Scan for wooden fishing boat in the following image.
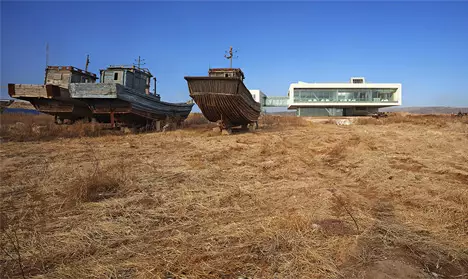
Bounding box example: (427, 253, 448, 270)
(70, 65, 193, 128)
(184, 68, 260, 132)
(8, 66, 97, 122)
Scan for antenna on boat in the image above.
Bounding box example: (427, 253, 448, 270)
(45, 43, 49, 67)
(44, 43, 49, 85)
(224, 46, 238, 68)
(85, 54, 90, 72)
(134, 56, 146, 69)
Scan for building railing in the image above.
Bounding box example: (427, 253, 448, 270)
(262, 96, 289, 107)
(293, 97, 398, 103)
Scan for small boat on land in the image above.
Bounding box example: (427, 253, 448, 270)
(184, 68, 261, 133)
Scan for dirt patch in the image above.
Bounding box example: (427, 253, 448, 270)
(390, 157, 427, 172)
(358, 259, 429, 279)
(313, 219, 357, 236)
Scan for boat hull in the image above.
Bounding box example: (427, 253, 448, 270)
(184, 77, 260, 126)
(69, 83, 193, 123)
(7, 83, 93, 119)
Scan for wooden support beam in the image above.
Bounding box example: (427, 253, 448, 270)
(110, 110, 115, 128)
(155, 120, 161, 132)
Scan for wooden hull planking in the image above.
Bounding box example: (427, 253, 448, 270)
(7, 83, 92, 119)
(69, 83, 193, 121)
(184, 77, 260, 126)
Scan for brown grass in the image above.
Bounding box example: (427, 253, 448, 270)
(66, 161, 129, 204)
(356, 112, 468, 127)
(183, 113, 212, 126)
(0, 113, 114, 142)
(1, 114, 467, 278)
(258, 114, 310, 128)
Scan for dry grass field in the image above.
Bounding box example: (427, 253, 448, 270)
(1, 113, 468, 279)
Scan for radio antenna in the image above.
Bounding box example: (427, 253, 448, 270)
(44, 43, 49, 84)
(224, 46, 238, 68)
(134, 56, 146, 69)
(45, 42, 49, 67)
(85, 54, 90, 71)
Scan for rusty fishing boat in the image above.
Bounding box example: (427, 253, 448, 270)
(69, 65, 193, 129)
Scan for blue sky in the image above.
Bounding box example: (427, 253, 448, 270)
(1, 1, 467, 107)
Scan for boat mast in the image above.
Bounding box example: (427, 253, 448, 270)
(85, 54, 90, 72)
(44, 43, 49, 84)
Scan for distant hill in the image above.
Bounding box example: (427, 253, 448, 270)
(8, 100, 35, 110)
(0, 100, 38, 114)
(381, 106, 468, 114)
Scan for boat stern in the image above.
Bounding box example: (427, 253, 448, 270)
(8, 83, 64, 99)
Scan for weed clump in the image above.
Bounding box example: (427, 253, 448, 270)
(70, 173, 122, 202)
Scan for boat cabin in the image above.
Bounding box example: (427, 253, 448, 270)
(45, 66, 97, 88)
(208, 68, 245, 80)
(100, 65, 154, 95)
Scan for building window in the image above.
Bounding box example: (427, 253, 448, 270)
(114, 73, 119, 80)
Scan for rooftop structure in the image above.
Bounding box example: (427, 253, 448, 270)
(208, 68, 245, 80)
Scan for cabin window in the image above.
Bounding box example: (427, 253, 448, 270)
(114, 73, 119, 80)
(225, 73, 229, 77)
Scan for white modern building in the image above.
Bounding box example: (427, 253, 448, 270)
(249, 89, 266, 103)
(287, 77, 402, 116)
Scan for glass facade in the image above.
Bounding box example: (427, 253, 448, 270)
(297, 107, 378, 117)
(293, 88, 397, 103)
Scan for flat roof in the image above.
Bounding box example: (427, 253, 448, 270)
(102, 65, 153, 77)
(47, 66, 97, 78)
(290, 82, 401, 89)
